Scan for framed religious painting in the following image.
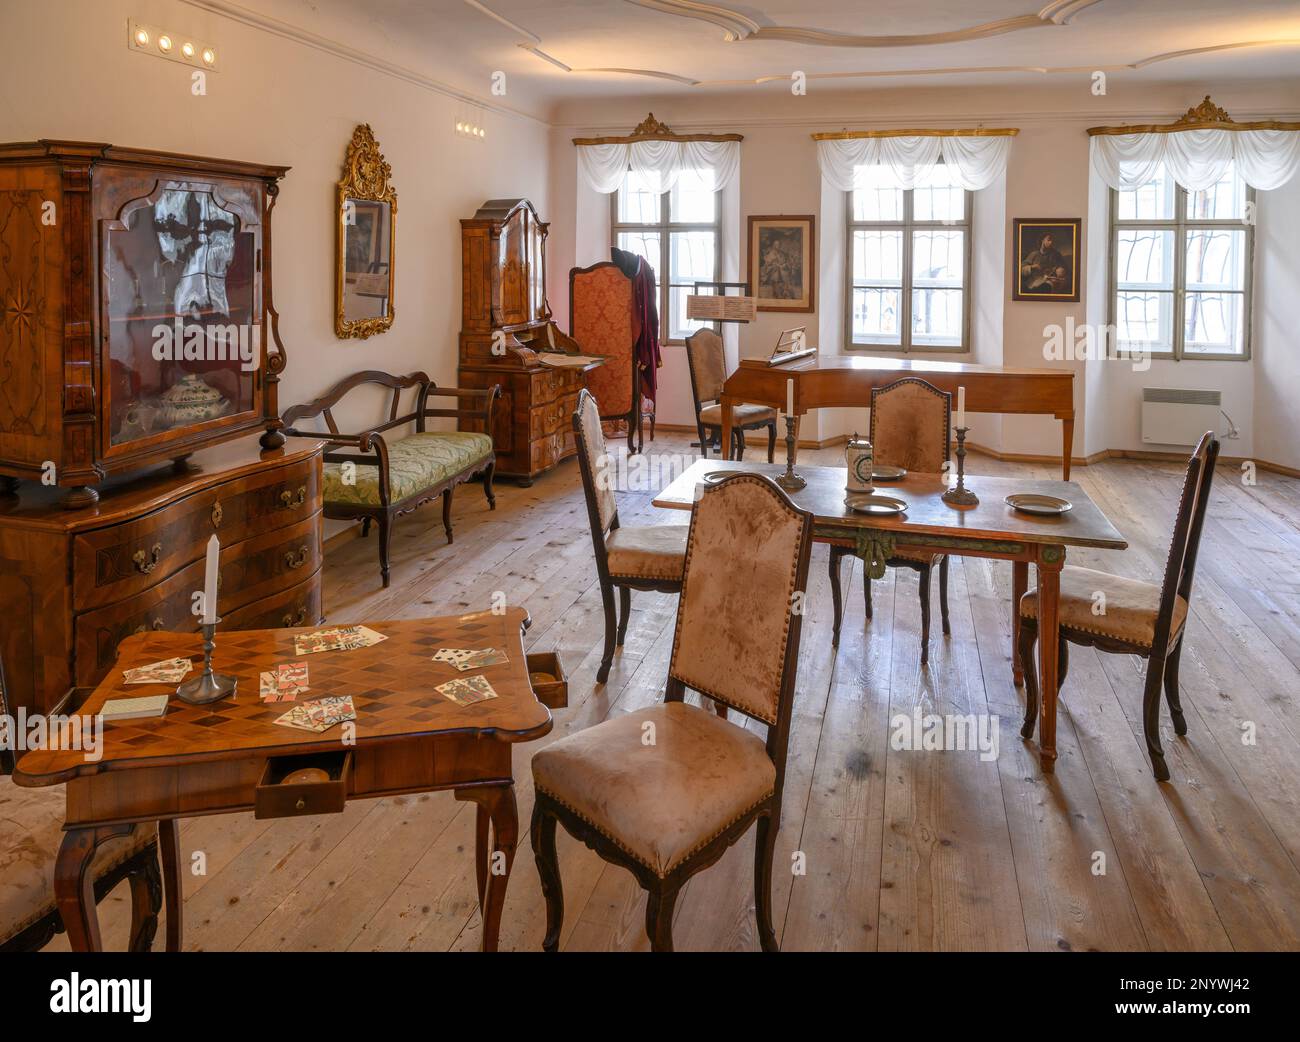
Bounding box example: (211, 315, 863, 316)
(747, 215, 816, 312)
(1012, 218, 1081, 301)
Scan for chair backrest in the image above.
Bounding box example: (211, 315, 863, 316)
(668, 474, 813, 776)
(281, 370, 428, 437)
(0, 653, 12, 776)
(571, 262, 639, 418)
(869, 378, 951, 473)
(572, 389, 618, 543)
(684, 328, 727, 408)
(1151, 431, 1220, 654)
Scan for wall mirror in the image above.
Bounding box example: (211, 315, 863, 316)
(336, 123, 396, 339)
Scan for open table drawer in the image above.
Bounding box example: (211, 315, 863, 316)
(255, 750, 353, 819)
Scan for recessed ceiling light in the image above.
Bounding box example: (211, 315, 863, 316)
(181, 41, 194, 58)
(134, 28, 149, 46)
(158, 34, 172, 52)
(201, 48, 216, 65)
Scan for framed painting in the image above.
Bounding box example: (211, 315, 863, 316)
(747, 215, 816, 312)
(1012, 218, 1081, 301)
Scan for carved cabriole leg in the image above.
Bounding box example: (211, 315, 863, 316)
(530, 802, 563, 952)
(1035, 547, 1065, 773)
(616, 586, 632, 647)
(939, 556, 951, 636)
(455, 784, 518, 951)
(696, 423, 711, 459)
(472, 803, 490, 911)
(1164, 636, 1187, 735)
(734, 429, 746, 461)
(376, 514, 392, 589)
(766, 421, 776, 464)
(482, 461, 496, 510)
(126, 848, 163, 952)
(645, 884, 680, 952)
(360, 517, 372, 538)
(159, 818, 183, 952)
(829, 547, 844, 647)
(720, 397, 735, 462)
(754, 811, 779, 952)
(441, 487, 454, 544)
(864, 569, 872, 620)
(918, 564, 932, 667)
(1012, 561, 1029, 687)
(597, 580, 617, 684)
(1143, 658, 1171, 781)
(55, 824, 132, 951)
(1019, 621, 1039, 739)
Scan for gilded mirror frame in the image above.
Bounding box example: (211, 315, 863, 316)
(336, 123, 397, 339)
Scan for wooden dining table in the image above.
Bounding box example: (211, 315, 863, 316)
(653, 460, 1127, 773)
(12, 608, 560, 952)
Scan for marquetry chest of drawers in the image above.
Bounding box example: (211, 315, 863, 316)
(0, 436, 325, 714)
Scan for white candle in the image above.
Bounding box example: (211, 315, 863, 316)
(203, 534, 219, 624)
(956, 386, 966, 430)
(786, 378, 795, 416)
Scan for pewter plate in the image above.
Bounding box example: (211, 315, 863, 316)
(847, 494, 908, 516)
(1005, 493, 1073, 516)
(872, 464, 907, 481)
(701, 470, 753, 486)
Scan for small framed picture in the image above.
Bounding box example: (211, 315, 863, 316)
(747, 215, 816, 312)
(1012, 218, 1082, 301)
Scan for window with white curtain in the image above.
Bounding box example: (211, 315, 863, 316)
(1110, 161, 1255, 360)
(611, 168, 720, 344)
(846, 164, 971, 352)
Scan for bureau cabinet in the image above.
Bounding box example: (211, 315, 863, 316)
(0, 436, 324, 714)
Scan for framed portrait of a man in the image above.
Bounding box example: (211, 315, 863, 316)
(1012, 218, 1081, 301)
(748, 215, 815, 312)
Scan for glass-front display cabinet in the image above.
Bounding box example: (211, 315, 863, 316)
(0, 142, 289, 507)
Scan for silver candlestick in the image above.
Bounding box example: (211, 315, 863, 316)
(176, 618, 238, 705)
(774, 415, 806, 492)
(942, 426, 979, 507)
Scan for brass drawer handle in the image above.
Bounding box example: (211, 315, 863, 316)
(133, 618, 165, 635)
(279, 486, 307, 509)
(133, 544, 163, 574)
(282, 606, 308, 628)
(284, 546, 310, 570)
(295, 798, 306, 811)
(211, 501, 224, 528)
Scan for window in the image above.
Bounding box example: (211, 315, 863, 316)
(611, 169, 720, 343)
(1110, 163, 1254, 360)
(846, 164, 971, 351)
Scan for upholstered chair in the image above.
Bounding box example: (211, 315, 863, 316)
(531, 473, 813, 951)
(572, 389, 688, 684)
(571, 262, 645, 453)
(830, 378, 952, 663)
(0, 662, 165, 952)
(1020, 432, 1219, 781)
(684, 328, 777, 462)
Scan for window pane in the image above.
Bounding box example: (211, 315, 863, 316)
(851, 168, 903, 221)
(912, 288, 963, 347)
(1189, 166, 1246, 221)
(1117, 164, 1175, 220)
(851, 287, 901, 345)
(670, 231, 715, 282)
(1115, 290, 1174, 353)
(912, 165, 964, 223)
(1185, 228, 1245, 291)
(913, 229, 964, 285)
(1184, 291, 1244, 355)
(670, 169, 716, 223)
(616, 230, 660, 271)
(851, 229, 902, 283)
(668, 286, 713, 341)
(617, 171, 659, 224)
(1116, 228, 1174, 288)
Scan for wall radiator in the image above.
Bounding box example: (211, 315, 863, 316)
(1141, 388, 1221, 446)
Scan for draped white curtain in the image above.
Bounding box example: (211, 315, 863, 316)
(1090, 128, 1300, 191)
(816, 134, 1013, 192)
(576, 138, 741, 194)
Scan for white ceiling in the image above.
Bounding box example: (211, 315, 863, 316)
(263, 0, 1300, 119)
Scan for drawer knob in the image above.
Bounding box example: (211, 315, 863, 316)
(295, 798, 306, 811)
(279, 486, 308, 509)
(284, 546, 310, 570)
(282, 607, 308, 628)
(211, 502, 224, 528)
(133, 618, 165, 635)
(132, 544, 163, 574)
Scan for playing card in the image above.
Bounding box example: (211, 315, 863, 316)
(272, 696, 355, 732)
(435, 674, 500, 707)
(259, 661, 309, 702)
(273, 703, 323, 732)
(432, 647, 508, 671)
(122, 657, 194, 685)
(293, 625, 387, 655)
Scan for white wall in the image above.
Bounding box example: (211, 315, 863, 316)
(1254, 177, 1300, 472)
(0, 0, 551, 434)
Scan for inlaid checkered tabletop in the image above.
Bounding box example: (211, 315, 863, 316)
(14, 607, 551, 785)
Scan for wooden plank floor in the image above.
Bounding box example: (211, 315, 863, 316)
(53, 433, 1300, 952)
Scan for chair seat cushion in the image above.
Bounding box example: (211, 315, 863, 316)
(0, 777, 156, 944)
(604, 525, 689, 582)
(532, 702, 776, 877)
(1019, 565, 1189, 648)
(322, 431, 493, 506)
(699, 403, 777, 426)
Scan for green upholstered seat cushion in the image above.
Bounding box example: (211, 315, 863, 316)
(322, 431, 493, 507)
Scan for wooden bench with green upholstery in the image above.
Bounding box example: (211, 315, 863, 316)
(283, 370, 500, 587)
